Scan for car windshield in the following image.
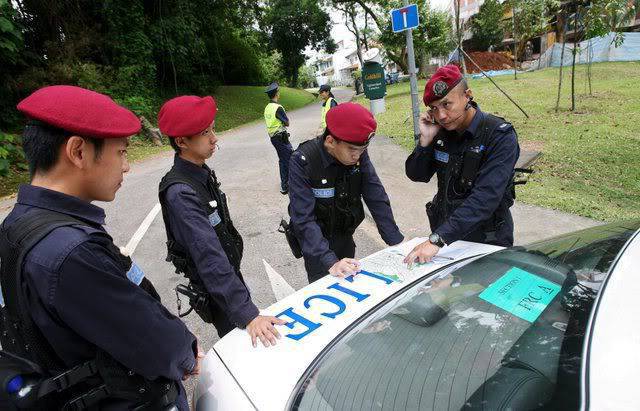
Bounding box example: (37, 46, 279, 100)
(290, 222, 639, 411)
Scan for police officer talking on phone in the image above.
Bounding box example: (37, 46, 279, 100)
(404, 65, 520, 266)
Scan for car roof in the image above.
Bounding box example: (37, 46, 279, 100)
(212, 239, 502, 410)
(582, 225, 640, 410)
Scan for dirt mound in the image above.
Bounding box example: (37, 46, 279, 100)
(464, 51, 514, 73)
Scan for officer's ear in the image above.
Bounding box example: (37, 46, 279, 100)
(174, 136, 189, 150)
(64, 136, 92, 169)
(464, 88, 473, 102)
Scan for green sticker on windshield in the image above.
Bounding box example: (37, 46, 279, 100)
(479, 267, 561, 323)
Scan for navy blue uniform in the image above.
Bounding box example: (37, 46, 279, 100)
(275, 106, 290, 125)
(1, 185, 197, 410)
(163, 156, 259, 331)
(289, 142, 404, 282)
(322, 99, 338, 110)
(405, 106, 519, 246)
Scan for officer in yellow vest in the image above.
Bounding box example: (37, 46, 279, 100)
(319, 84, 338, 130)
(264, 82, 293, 194)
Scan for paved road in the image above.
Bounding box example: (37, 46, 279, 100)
(0, 87, 599, 396)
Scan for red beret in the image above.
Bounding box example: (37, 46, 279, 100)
(326, 102, 376, 145)
(17, 85, 141, 138)
(423, 65, 463, 106)
(158, 95, 217, 138)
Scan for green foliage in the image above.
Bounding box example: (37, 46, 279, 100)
(0, 132, 27, 177)
(263, 0, 335, 87)
(505, 0, 559, 58)
(0, 0, 281, 130)
(260, 51, 287, 84)
(583, 0, 636, 46)
(471, 0, 505, 51)
(298, 65, 317, 88)
(0, 0, 22, 64)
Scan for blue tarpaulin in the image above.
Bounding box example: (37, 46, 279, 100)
(535, 32, 640, 68)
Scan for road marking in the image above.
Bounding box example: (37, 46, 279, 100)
(121, 203, 161, 256)
(263, 259, 295, 301)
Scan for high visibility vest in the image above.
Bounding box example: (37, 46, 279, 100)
(264, 102, 285, 137)
(320, 97, 335, 129)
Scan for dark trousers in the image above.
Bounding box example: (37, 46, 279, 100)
(303, 234, 356, 283)
(270, 133, 293, 191)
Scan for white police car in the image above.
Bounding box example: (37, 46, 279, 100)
(194, 222, 640, 410)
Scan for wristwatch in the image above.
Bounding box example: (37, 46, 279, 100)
(428, 232, 445, 248)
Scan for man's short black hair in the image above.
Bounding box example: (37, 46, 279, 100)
(459, 78, 469, 93)
(169, 137, 181, 154)
(22, 121, 104, 177)
(267, 89, 278, 99)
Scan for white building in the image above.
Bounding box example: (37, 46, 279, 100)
(309, 39, 361, 87)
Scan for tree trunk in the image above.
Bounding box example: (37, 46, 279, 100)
(555, 38, 566, 113)
(570, 12, 578, 111)
(454, 0, 467, 75)
(419, 51, 429, 78)
(348, 6, 364, 67)
(363, 13, 369, 50)
(139, 116, 163, 146)
(587, 38, 592, 95)
(512, 7, 517, 80)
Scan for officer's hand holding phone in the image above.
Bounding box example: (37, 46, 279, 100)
(246, 315, 287, 348)
(418, 110, 441, 147)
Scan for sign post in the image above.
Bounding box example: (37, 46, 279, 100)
(362, 50, 386, 115)
(391, 2, 421, 144)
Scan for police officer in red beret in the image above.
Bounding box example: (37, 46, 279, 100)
(404, 65, 520, 266)
(157, 95, 285, 348)
(0, 85, 200, 410)
(286, 102, 404, 283)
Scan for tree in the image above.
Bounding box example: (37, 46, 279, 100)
(471, 0, 504, 51)
(298, 64, 317, 88)
(333, 2, 366, 67)
(262, 0, 335, 87)
(582, 0, 636, 96)
(0, 0, 24, 128)
(505, 0, 559, 61)
(335, 0, 453, 74)
(554, 0, 635, 110)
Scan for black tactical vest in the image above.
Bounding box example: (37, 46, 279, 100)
(297, 137, 365, 238)
(427, 113, 516, 236)
(158, 164, 244, 280)
(0, 209, 176, 410)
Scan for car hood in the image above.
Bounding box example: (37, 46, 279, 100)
(209, 239, 503, 410)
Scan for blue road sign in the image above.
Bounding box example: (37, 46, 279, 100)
(391, 4, 419, 33)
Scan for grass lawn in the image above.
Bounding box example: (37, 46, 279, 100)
(213, 85, 316, 131)
(0, 86, 316, 199)
(357, 61, 640, 222)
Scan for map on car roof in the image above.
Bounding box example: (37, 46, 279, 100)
(358, 238, 470, 283)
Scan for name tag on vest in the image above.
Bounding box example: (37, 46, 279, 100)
(208, 210, 222, 227)
(126, 262, 145, 286)
(312, 187, 335, 198)
(434, 150, 449, 163)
